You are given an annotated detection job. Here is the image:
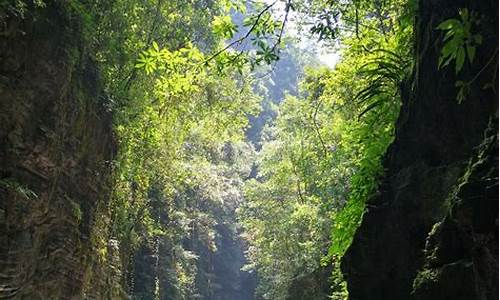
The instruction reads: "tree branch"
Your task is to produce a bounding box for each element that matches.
[271,0,292,54]
[202,1,278,65]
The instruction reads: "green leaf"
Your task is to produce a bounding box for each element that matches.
[437,19,460,30]
[443,29,455,41]
[466,44,476,63]
[212,15,237,39]
[152,41,159,52]
[459,8,469,21]
[441,38,458,57]
[455,46,465,73]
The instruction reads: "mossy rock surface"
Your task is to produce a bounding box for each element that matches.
[0,2,119,299]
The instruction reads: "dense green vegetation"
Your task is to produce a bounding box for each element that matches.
[238,1,414,298]
[8,0,495,299]
[54,0,413,297]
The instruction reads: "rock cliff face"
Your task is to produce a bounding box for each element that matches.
[0,3,121,299]
[341,0,498,299]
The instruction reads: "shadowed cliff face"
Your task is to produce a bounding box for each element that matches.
[341,0,498,299]
[0,3,119,299]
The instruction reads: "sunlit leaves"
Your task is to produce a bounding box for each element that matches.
[241,61,386,296]
[239,68,358,299]
[135,52,155,74]
[219,0,246,13]
[212,15,238,39]
[206,1,286,72]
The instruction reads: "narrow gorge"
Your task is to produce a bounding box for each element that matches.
[0,0,497,299]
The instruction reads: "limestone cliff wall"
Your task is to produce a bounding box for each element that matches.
[341,0,498,299]
[0,3,122,299]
